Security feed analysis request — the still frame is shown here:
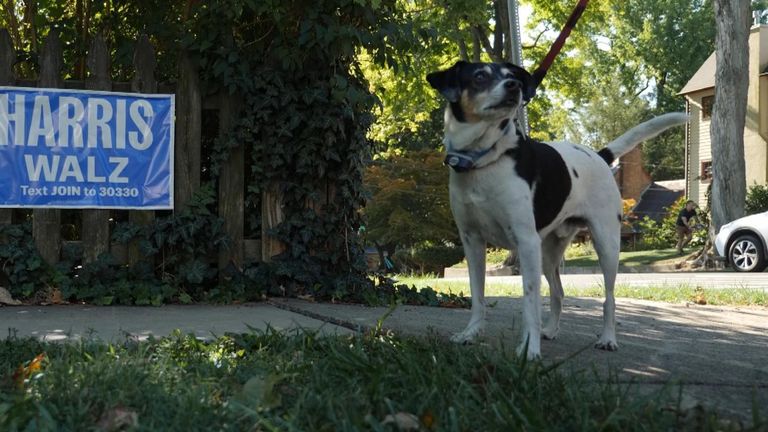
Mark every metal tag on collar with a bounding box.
[444,152,476,173]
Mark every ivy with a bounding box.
[0,223,51,299]
[182,0,420,302]
[0,0,465,308]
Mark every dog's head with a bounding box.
[426,61,535,123]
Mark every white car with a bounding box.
[714,211,768,272]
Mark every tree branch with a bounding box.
[2,0,22,48]
[492,0,504,60]
[633,79,650,98]
[471,29,481,62]
[472,25,502,62]
[496,0,512,60]
[458,37,469,61]
[522,28,551,50]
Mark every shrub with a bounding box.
[565,242,595,259]
[393,243,464,276]
[636,197,708,250]
[745,183,768,215]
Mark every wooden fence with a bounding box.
[0,29,277,273]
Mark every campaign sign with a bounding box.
[0,87,174,209]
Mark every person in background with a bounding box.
[676,200,698,255]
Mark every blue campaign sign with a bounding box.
[0,86,174,209]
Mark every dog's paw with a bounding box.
[515,343,541,361]
[541,324,559,340]
[450,325,484,344]
[594,338,619,351]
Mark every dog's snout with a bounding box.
[505,79,521,90]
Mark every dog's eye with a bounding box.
[473,71,488,82]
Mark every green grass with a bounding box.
[452,247,685,269]
[565,247,684,268]
[0,330,758,431]
[395,276,768,307]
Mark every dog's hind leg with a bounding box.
[588,219,621,351]
[451,231,487,344]
[541,232,573,340]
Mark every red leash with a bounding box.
[531,0,590,88]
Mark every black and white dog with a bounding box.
[427,61,687,359]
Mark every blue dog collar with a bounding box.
[444,145,494,173]
[443,121,511,173]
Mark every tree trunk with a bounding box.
[458,38,469,61]
[497,0,512,60]
[471,31,481,62]
[710,0,750,233]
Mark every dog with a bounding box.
[426,61,687,359]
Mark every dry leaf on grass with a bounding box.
[13,353,46,389]
[693,287,707,305]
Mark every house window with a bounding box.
[700,160,712,181]
[702,95,714,120]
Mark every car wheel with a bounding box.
[728,234,767,272]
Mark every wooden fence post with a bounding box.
[128,34,157,266]
[0,29,14,227]
[82,34,111,264]
[217,94,243,276]
[261,184,286,261]
[33,30,63,266]
[174,53,201,211]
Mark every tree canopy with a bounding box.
[365,0,715,156]
[361,0,718,258]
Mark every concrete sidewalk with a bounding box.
[2,298,767,421]
[0,304,353,341]
[272,297,768,421]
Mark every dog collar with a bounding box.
[444,121,511,172]
[444,144,495,172]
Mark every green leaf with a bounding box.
[179,292,193,304]
[180,260,208,285]
[238,374,283,410]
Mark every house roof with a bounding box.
[632,180,685,223]
[678,51,716,95]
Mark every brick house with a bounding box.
[613,147,652,204]
[612,146,684,222]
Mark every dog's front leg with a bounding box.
[514,233,542,360]
[451,231,487,344]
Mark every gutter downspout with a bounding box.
[684,99,691,200]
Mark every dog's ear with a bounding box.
[426,61,467,103]
[504,63,537,102]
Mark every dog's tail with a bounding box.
[597,113,689,165]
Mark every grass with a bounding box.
[565,247,685,268]
[395,276,768,307]
[0,329,758,431]
[452,247,686,269]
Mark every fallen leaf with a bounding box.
[693,287,707,305]
[13,353,47,389]
[420,410,435,429]
[382,412,421,430]
[48,288,63,304]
